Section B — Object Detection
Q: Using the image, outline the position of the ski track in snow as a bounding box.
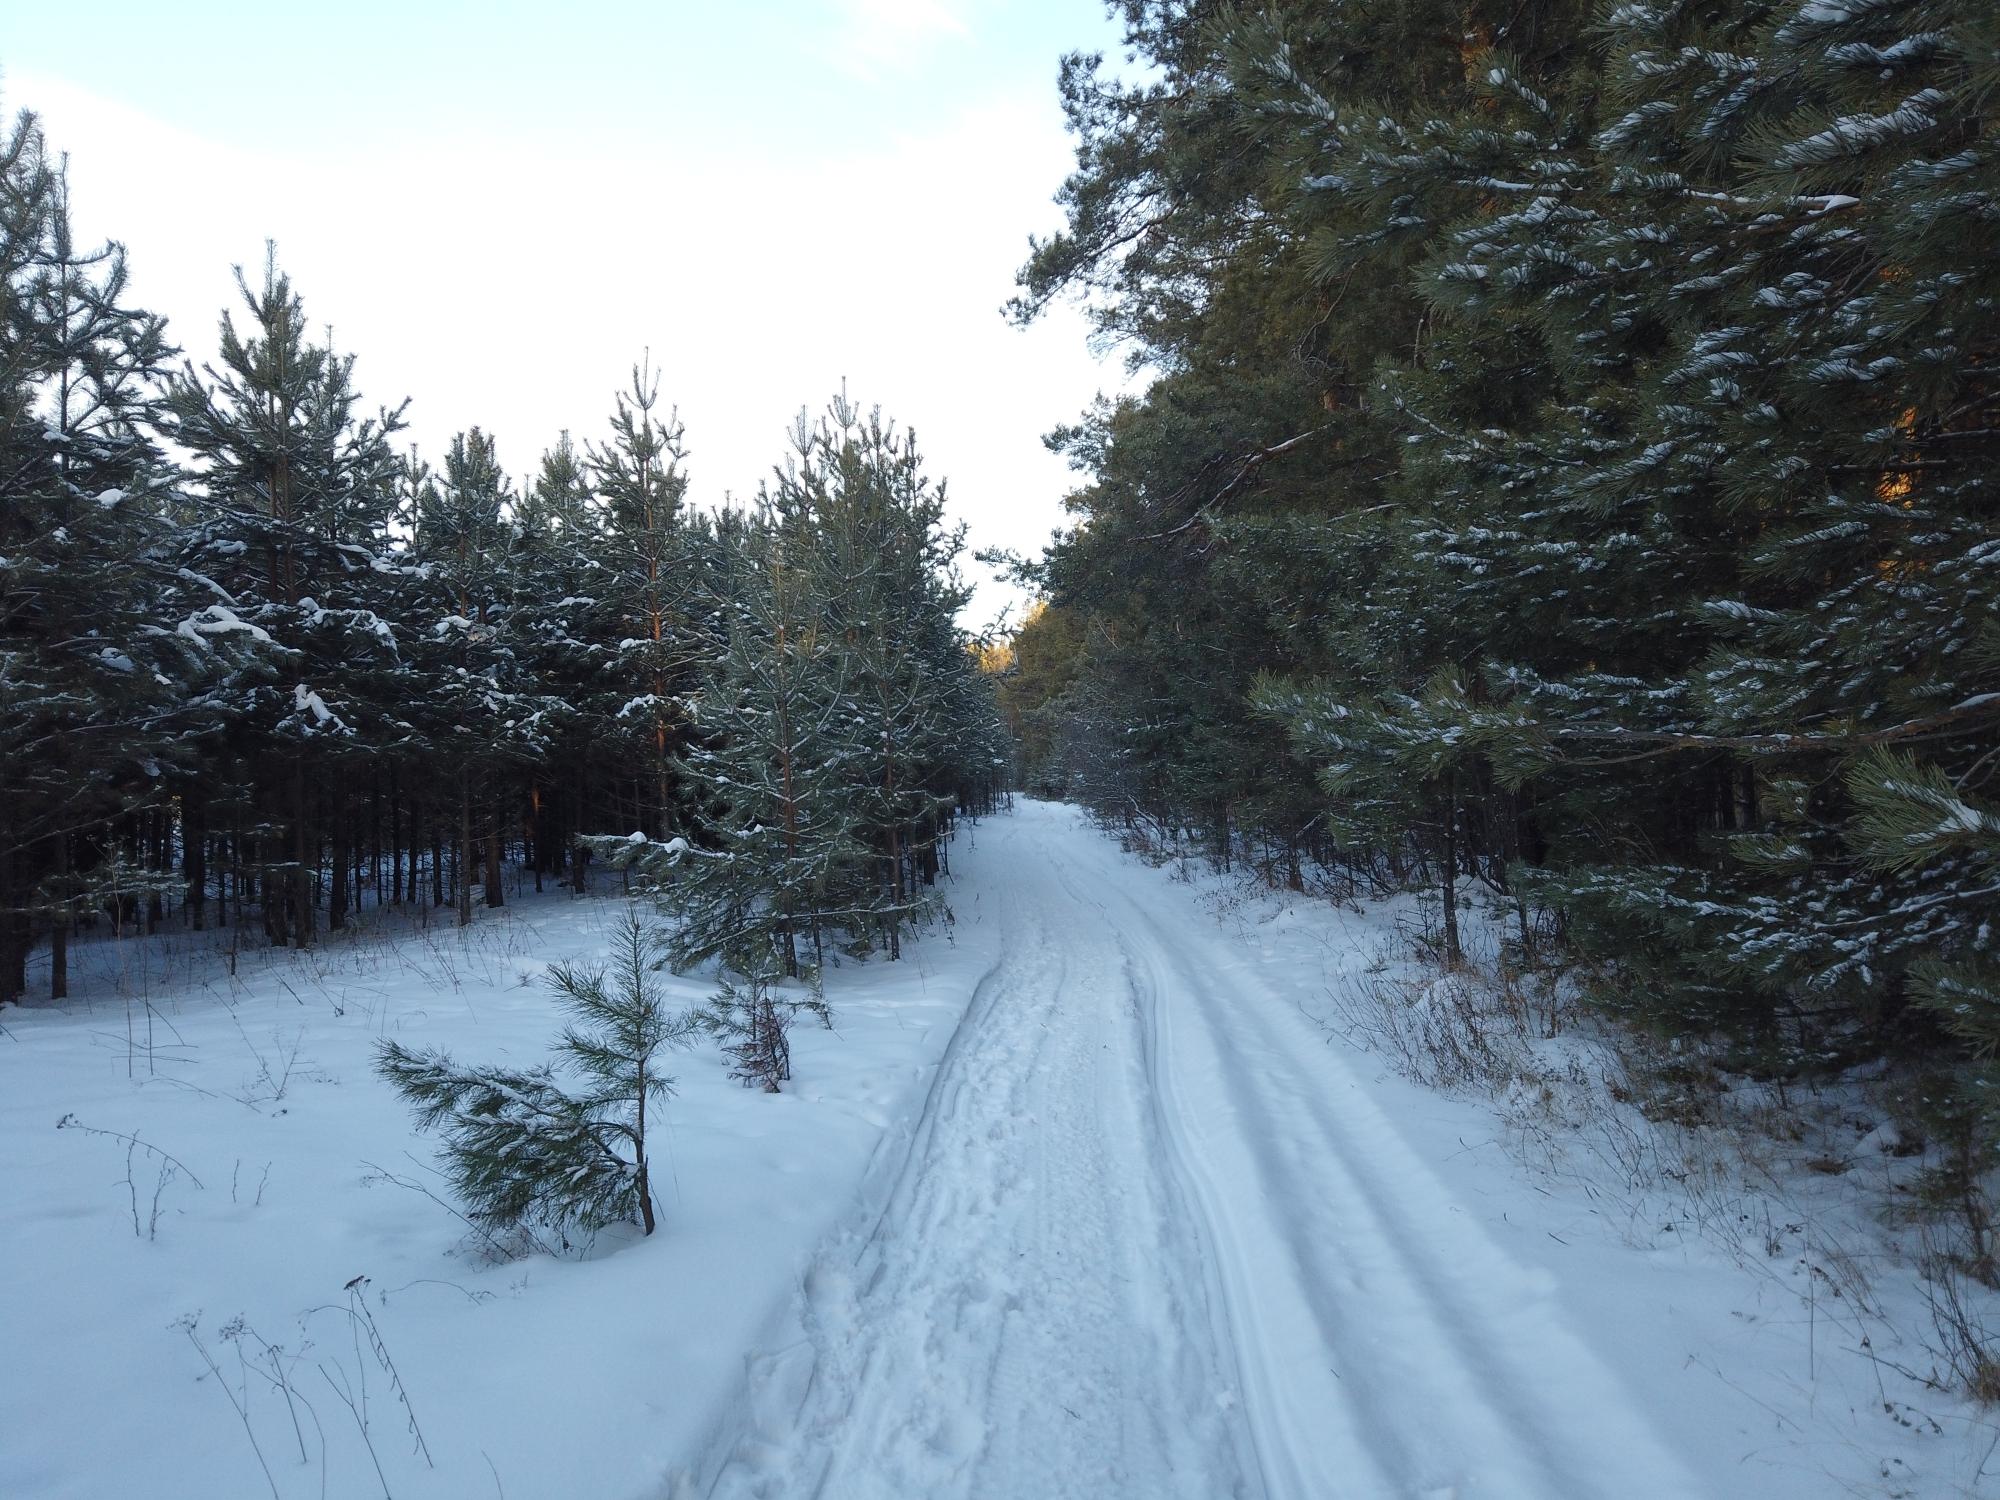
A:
[705,804,1707,1500]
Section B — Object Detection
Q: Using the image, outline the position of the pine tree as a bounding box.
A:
[593,395,996,973]
[1127,1,2000,1088]
[163,247,408,947]
[1012,0,1995,1111]
[776,397,969,959]
[664,507,868,976]
[0,102,999,1005]
[512,431,606,889]
[405,428,558,923]
[588,358,697,839]
[695,954,826,1093]
[376,910,691,1238]
[0,113,232,998]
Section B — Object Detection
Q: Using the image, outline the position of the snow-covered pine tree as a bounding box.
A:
[595,396,997,979]
[661,506,867,976]
[587,358,699,840]
[511,432,606,889]
[162,247,408,947]
[1675,0,1999,1080]
[1467,0,2000,1076]
[406,428,559,924]
[783,396,967,959]
[0,114,239,998]
[1215,10,1607,958]
[1010,0,1497,882]
[376,909,691,1238]
[1228,1,1998,1082]
[695,952,827,1093]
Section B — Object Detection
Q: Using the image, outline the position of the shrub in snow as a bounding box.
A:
[696,957,828,1093]
[376,911,690,1238]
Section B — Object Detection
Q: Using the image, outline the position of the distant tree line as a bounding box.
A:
[0,106,1005,1001]
[1003,3,1997,1131]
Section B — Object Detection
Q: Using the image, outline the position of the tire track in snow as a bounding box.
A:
[703,846,1258,1500]
[702,803,1706,1498]
[1049,817,1708,1500]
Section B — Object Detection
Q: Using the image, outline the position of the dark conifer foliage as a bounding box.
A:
[0,115,231,999]
[0,105,1002,1003]
[1009,1,1997,1117]
[592,393,1009,977]
[162,247,409,949]
[377,911,692,1237]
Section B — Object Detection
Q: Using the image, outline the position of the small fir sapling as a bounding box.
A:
[375,910,690,1237]
[697,955,829,1093]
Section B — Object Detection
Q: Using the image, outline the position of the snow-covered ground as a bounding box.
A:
[4,801,1996,1498]
[0,858,1008,1500]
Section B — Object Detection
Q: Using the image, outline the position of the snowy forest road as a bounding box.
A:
[702,802,1705,1500]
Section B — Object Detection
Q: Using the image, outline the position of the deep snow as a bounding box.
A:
[3,801,1995,1498]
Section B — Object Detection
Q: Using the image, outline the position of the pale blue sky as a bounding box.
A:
[7,2,1105,151]
[4,0,1128,625]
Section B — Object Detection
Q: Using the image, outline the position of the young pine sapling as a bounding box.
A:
[376,911,690,1237]
[697,954,829,1094]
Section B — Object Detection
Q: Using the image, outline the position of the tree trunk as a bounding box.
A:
[635,1074,656,1236]
[885,832,903,962]
[1441,781,1463,968]
[0,848,26,1001]
[779,730,800,978]
[457,777,474,928]
[146,810,166,933]
[485,804,505,908]
[389,768,404,906]
[431,814,445,908]
[183,792,207,931]
[291,760,315,949]
[329,772,351,931]
[49,834,69,1002]
[528,783,544,893]
[262,819,289,948]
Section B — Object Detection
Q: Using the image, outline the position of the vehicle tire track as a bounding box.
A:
[1055,830,1707,1500]
[705,853,1257,1500]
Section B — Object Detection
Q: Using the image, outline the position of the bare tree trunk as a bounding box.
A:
[262,812,289,948]
[1441,779,1463,968]
[329,771,350,931]
[183,791,207,931]
[457,777,474,928]
[431,812,445,908]
[291,760,315,949]
[0,848,27,1000]
[49,834,68,1001]
[146,809,167,933]
[485,801,505,909]
[390,767,404,906]
[885,832,903,962]
[528,783,544,894]
[634,1062,656,1236]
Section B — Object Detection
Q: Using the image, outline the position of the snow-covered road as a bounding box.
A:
[707,801,1705,1500]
